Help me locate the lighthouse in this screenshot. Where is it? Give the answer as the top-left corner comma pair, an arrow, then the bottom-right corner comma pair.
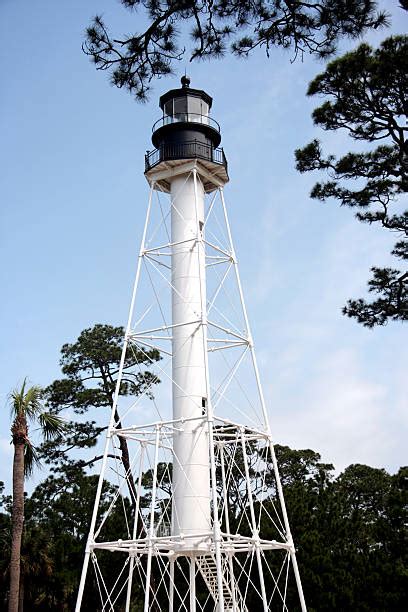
146,75 -> 228,545
76,78 -> 307,611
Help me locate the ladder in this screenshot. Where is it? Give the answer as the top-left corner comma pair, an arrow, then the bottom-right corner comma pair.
196,555 -> 248,611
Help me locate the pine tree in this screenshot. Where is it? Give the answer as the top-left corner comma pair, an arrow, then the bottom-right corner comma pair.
295,35 -> 408,327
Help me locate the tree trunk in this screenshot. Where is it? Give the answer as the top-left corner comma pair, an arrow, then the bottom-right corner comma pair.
100,368 -> 138,507
9,439 -> 25,612
18,576 -> 24,612
114,408 -> 138,506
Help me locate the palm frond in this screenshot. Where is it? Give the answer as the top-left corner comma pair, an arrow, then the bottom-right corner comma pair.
9,378 -> 42,420
38,412 -> 66,440
9,377 -> 27,418
8,381 -> 64,477
24,441 -> 41,477
23,385 -> 43,419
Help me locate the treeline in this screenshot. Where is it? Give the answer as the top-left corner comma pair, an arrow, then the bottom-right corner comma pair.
1,446 -> 407,610
2,326 -> 407,609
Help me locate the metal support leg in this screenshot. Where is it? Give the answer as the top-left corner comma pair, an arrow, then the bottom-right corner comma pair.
169,559 -> 175,612
75,183 -> 155,612
220,186 -> 307,612
190,556 -> 196,612
126,445 -> 145,611
193,169 -> 225,611
220,445 -> 238,611
144,427 -> 160,612
240,430 -> 268,612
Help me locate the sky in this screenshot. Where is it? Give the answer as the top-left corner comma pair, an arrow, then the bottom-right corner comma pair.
1,0 -> 407,494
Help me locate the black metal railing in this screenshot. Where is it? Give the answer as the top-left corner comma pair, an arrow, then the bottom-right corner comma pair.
152,113 -> 221,133
145,140 -> 228,172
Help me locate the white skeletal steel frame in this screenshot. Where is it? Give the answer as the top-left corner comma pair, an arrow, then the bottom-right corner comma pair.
76,159 -> 307,611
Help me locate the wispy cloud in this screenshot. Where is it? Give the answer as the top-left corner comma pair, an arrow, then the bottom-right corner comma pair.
245,202 -> 407,474
268,347 -> 395,471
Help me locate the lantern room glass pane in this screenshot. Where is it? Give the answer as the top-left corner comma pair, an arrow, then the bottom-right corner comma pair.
201,101 -> 209,116
164,100 -> 173,116
160,94 -> 212,127
174,97 -> 187,115
188,96 -> 201,117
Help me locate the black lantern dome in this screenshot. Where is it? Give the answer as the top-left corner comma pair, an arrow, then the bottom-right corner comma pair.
145,77 -> 228,191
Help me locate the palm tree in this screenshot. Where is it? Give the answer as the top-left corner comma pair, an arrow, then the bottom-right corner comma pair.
8,379 -> 65,612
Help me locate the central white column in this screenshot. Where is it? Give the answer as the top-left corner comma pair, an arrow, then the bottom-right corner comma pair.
170,172 -> 211,542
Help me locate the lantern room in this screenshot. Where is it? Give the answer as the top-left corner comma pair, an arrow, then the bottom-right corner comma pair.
145,76 -> 228,191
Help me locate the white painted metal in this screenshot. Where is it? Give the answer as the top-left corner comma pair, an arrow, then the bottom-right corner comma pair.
76,157 -> 308,611
219,445 -> 238,612
240,428 -> 268,612
219,186 -> 308,611
144,425 -> 160,612
189,557 -> 196,612
75,182 -> 155,612
125,444 -> 145,612
192,168 -> 226,611
170,173 -> 211,541
169,559 -> 175,612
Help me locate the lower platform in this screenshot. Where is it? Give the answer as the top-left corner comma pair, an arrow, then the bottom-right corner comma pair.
145,157 -> 229,193
80,417 -> 301,610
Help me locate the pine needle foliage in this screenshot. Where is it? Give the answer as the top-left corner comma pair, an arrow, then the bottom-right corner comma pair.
295,35 -> 408,327
83,0 -> 388,101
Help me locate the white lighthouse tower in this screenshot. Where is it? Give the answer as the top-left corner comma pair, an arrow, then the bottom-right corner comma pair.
76,77 -> 307,611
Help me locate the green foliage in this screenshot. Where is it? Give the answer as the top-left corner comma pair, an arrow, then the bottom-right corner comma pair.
6,383 -> 65,612
47,324 -> 160,415
344,267 -> 408,327
267,454 -> 408,610
9,380 -> 65,476
1,472 -> 138,610
9,381 -> 43,421
275,444 -> 334,487
295,35 -> 408,327
83,1 -> 388,101
39,324 -> 160,483
1,445 -> 407,609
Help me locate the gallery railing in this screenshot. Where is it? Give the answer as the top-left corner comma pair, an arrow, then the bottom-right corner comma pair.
152,113 -> 221,133
145,140 -> 228,172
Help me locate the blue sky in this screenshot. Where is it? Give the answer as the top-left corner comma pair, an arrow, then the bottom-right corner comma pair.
1,0 -> 407,492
